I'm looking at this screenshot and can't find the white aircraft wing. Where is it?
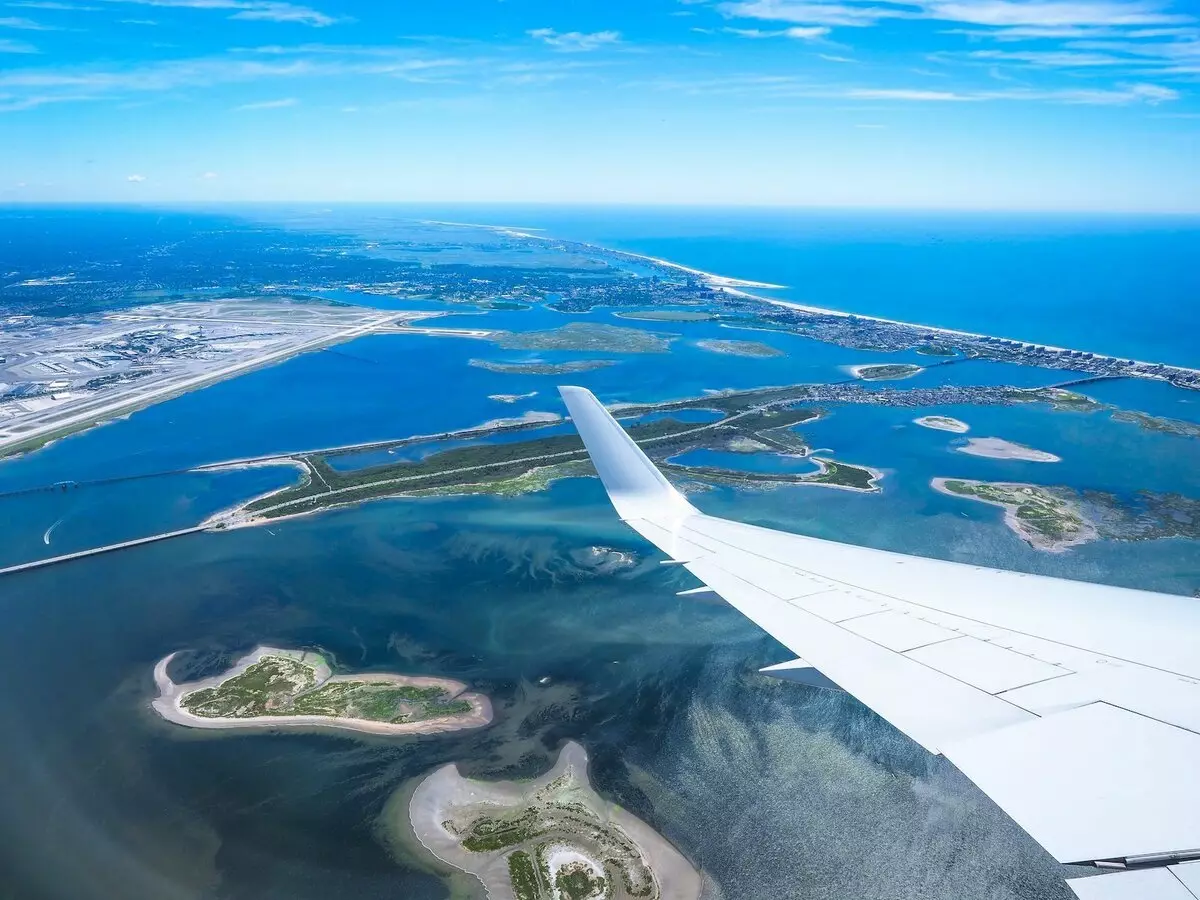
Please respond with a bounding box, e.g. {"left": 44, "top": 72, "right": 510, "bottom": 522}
{"left": 559, "top": 385, "right": 1200, "bottom": 899}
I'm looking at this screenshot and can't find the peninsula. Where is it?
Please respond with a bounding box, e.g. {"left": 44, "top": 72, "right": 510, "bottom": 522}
{"left": 152, "top": 646, "right": 492, "bottom": 736}
{"left": 405, "top": 741, "right": 702, "bottom": 900}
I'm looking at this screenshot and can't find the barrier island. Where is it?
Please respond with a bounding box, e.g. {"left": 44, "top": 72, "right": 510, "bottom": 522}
{"left": 406, "top": 741, "right": 702, "bottom": 900}
{"left": 153, "top": 646, "right": 492, "bottom": 736}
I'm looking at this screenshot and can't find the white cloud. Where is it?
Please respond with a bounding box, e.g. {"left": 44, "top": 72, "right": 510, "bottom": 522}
{"left": 852, "top": 81, "right": 1180, "bottom": 103}
{"left": 724, "top": 24, "right": 832, "bottom": 37}
{"left": 967, "top": 48, "right": 1133, "bottom": 65}
{"left": 819, "top": 52, "right": 857, "bottom": 61}
{"left": 527, "top": 27, "right": 621, "bottom": 51}
{"left": 643, "top": 71, "right": 1180, "bottom": 105}
{"left": 201, "top": 170, "right": 218, "bottom": 177}
{"left": 718, "top": 1, "right": 914, "bottom": 28}
{"left": 0, "top": 15, "right": 58, "bottom": 28}
{"left": 719, "top": 0, "right": 1195, "bottom": 30}
{"left": 0, "top": 37, "right": 37, "bottom": 51}
{"left": 849, "top": 86, "right": 975, "bottom": 100}
{"left": 98, "top": 0, "right": 339, "bottom": 27}
{"left": 126, "top": 173, "right": 146, "bottom": 181}
{"left": 923, "top": 0, "right": 1192, "bottom": 27}
{"left": 234, "top": 95, "right": 296, "bottom": 109}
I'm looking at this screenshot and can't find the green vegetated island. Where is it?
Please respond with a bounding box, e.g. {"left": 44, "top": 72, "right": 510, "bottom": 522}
{"left": 849, "top": 363, "right": 923, "bottom": 381}
{"left": 934, "top": 477, "right": 1200, "bottom": 553}
{"left": 914, "top": 415, "right": 970, "bottom": 434}
{"left": 933, "top": 478, "right": 1095, "bottom": 552}
{"left": 192, "top": 369, "right": 1198, "bottom": 542}
{"left": 470, "top": 359, "right": 618, "bottom": 376}
{"left": 153, "top": 647, "right": 492, "bottom": 736}
{"left": 207, "top": 379, "right": 888, "bottom": 529}
{"left": 403, "top": 740, "right": 702, "bottom": 900}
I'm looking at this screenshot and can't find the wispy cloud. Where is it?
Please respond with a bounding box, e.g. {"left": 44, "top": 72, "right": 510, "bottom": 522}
{"left": 126, "top": 173, "right": 145, "bottom": 181}
{"left": 234, "top": 95, "right": 295, "bottom": 109}
{"left": 98, "top": 0, "right": 340, "bottom": 27}
{"left": 201, "top": 170, "right": 218, "bottom": 177}
{"left": 527, "top": 28, "right": 621, "bottom": 51}
{"left": 724, "top": 24, "right": 831, "bottom": 38}
{"left": 965, "top": 48, "right": 1134, "bottom": 66}
{"left": 718, "top": 1, "right": 914, "bottom": 28}
{"left": 848, "top": 87, "right": 973, "bottom": 100}
{"left": 0, "top": 36, "right": 37, "bottom": 51}
{"left": 922, "top": 0, "right": 1192, "bottom": 28}
{"left": 720, "top": 0, "right": 1194, "bottom": 29}
{"left": 0, "top": 14, "right": 57, "bottom": 28}
{"left": 642, "top": 71, "right": 1180, "bottom": 105}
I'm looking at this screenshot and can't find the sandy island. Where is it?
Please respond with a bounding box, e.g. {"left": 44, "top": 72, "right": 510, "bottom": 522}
{"left": 695, "top": 338, "right": 783, "bottom": 358}
{"left": 153, "top": 646, "right": 492, "bottom": 737}
{"left": 932, "top": 477, "right": 1096, "bottom": 552}
{"left": 914, "top": 415, "right": 970, "bottom": 434}
{"left": 957, "top": 437, "right": 1061, "bottom": 462}
{"left": 406, "top": 740, "right": 702, "bottom": 900}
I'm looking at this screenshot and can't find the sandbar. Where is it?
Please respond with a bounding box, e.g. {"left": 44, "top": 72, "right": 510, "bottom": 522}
{"left": 956, "top": 437, "right": 1060, "bottom": 462}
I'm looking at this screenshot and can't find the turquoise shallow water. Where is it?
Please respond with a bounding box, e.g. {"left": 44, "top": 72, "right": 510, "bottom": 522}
{"left": 0, "top": 207, "right": 1196, "bottom": 900}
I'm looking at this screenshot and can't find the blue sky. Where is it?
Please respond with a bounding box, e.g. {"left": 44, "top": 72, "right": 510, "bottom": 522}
{"left": 1, "top": 0, "right": 1198, "bottom": 210}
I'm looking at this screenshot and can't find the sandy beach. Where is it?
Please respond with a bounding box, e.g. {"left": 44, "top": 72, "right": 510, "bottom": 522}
{"left": 152, "top": 646, "right": 492, "bottom": 737}
{"left": 407, "top": 741, "right": 703, "bottom": 900}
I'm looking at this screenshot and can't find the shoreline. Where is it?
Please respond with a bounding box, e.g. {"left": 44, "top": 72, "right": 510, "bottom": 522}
{"left": 438, "top": 220, "right": 1200, "bottom": 380}
{"left": 152, "top": 646, "right": 493, "bottom": 737}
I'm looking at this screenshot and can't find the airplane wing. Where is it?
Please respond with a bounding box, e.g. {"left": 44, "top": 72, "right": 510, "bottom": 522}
{"left": 559, "top": 385, "right": 1200, "bottom": 900}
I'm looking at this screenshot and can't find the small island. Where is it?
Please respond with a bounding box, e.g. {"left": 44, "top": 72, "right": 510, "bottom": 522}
{"left": 914, "top": 415, "right": 969, "bottom": 433}
{"left": 932, "top": 478, "right": 1096, "bottom": 552}
{"left": 956, "top": 437, "right": 1061, "bottom": 462}
{"left": 153, "top": 647, "right": 492, "bottom": 736}
{"left": 406, "top": 741, "right": 702, "bottom": 900}
{"left": 847, "top": 363, "right": 922, "bottom": 381}
{"left": 494, "top": 323, "right": 674, "bottom": 354}
{"left": 614, "top": 310, "right": 714, "bottom": 322}
{"left": 470, "top": 359, "right": 618, "bottom": 376}
{"left": 695, "top": 338, "right": 783, "bottom": 358}
{"left": 490, "top": 392, "right": 538, "bottom": 404}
